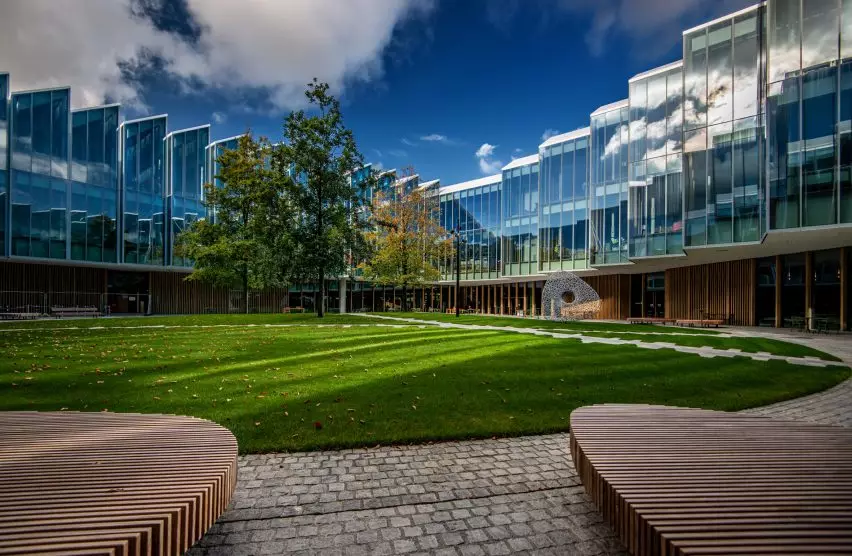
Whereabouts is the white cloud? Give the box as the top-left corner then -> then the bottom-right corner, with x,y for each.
401,138 -> 417,146
211,111 -> 227,124
475,143 -> 496,158
541,128 -> 560,142
420,133 -> 448,143
0,0 -> 435,110
389,149 -> 408,158
475,143 -> 502,174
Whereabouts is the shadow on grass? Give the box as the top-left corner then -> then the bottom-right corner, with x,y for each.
2,322 -> 848,454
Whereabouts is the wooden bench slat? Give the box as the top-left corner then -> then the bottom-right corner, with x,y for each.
570,405 -> 852,556
0,412 -> 237,556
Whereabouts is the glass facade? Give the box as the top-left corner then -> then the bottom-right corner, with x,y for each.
539,131 -> 589,271
1,0 -> 850,282
768,0 -> 852,228
9,87 -> 70,259
0,73 -> 8,256
501,156 -> 539,276
166,125 -> 209,266
684,6 -> 766,246
439,177 -> 501,280
628,63 -> 685,257
120,116 -> 167,266
590,101 -> 629,264
70,105 -> 119,263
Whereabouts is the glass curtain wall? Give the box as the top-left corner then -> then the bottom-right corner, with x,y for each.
121,116 -> 167,266
70,105 -> 119,263
439,179 -> 501,281
539,130 -> 589,271
501,157 -> 539,276
768,0 -> 851,227
10,87 -> 70,259
166,126 -> 209,266
205,135 -> 241,224
590,102 -> 629,264
684,6 -> 766,247
0,73 -> 8,256
628,63 -> 685,257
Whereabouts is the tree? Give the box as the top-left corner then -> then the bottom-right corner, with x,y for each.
359,185 -> 453,312
274,80 -> 369,317
177,134 -> 295,312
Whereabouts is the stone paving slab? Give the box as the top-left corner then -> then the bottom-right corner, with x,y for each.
191,434 -> 629,555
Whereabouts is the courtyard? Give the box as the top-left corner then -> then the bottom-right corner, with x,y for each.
0,314 -> 847,454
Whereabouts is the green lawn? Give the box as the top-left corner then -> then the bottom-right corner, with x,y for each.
0,315 -> 847,453
382,313 -> 842,362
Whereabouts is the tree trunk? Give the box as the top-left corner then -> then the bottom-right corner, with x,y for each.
317,273 -> 325,318
243,262 -> 249,314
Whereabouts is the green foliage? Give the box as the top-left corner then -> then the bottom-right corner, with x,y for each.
360,188 -> 452,292
274,80 -> 370,316
177,134 -> 296,292
0,314 -> 846,453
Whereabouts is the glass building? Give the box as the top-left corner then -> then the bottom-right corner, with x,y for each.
70,104 -> 119,263
165,125 -> 210,266
539,129 -> 589,271
501,155 -> 539,276
589,100 -> 629,265
119,115 -> 167,266
768,0 -> 852,228
684,4 -> 766,246
9,87 -> 70,260
439,174 -> 501,281
628,61 -> 685,257
0,0 -> 850,327
0,73 -> 8,257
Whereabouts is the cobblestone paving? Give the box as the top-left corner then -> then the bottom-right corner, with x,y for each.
193,328 -> 851,555
190,435 -> 629,555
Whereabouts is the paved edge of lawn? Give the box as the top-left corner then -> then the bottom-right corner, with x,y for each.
358,313 -> 849,368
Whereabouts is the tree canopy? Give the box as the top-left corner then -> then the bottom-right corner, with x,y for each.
273,80 -> 370,316
359,184 -> 452,311
178,80 -> 370,317
176,134 -> 296,311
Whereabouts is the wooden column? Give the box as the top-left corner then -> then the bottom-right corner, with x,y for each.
523,282 -> 528,315
841,247 -> 848,331
805,252 -> 813,327
775,255 -> 783,328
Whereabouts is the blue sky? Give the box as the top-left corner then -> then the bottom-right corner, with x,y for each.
1,0 -> 753,185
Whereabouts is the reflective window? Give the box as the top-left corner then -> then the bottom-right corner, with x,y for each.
628,63 -> 685,257
122,116 -> 167,265
0,74 -> 9,255
590,105 -> 629,264
802,0 -> 839,68
9,88 -> 71,259
841,61 -> 852,223
69,105 -> 120,263
802,65 -> 838,226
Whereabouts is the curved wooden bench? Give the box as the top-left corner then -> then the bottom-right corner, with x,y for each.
570,404 -> 852,555
0,412 -> 238,556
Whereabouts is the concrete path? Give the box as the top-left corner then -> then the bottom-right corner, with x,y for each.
193,326 -> 851,556
358,314 -> 847,368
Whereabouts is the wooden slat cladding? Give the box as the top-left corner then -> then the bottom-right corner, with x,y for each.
585,275 -> 629,320
150,272 -> 289,315
0,260 -> 105,294
570,405 -> 852,556
0,411 -> 238,556
666,259 -> 756,325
